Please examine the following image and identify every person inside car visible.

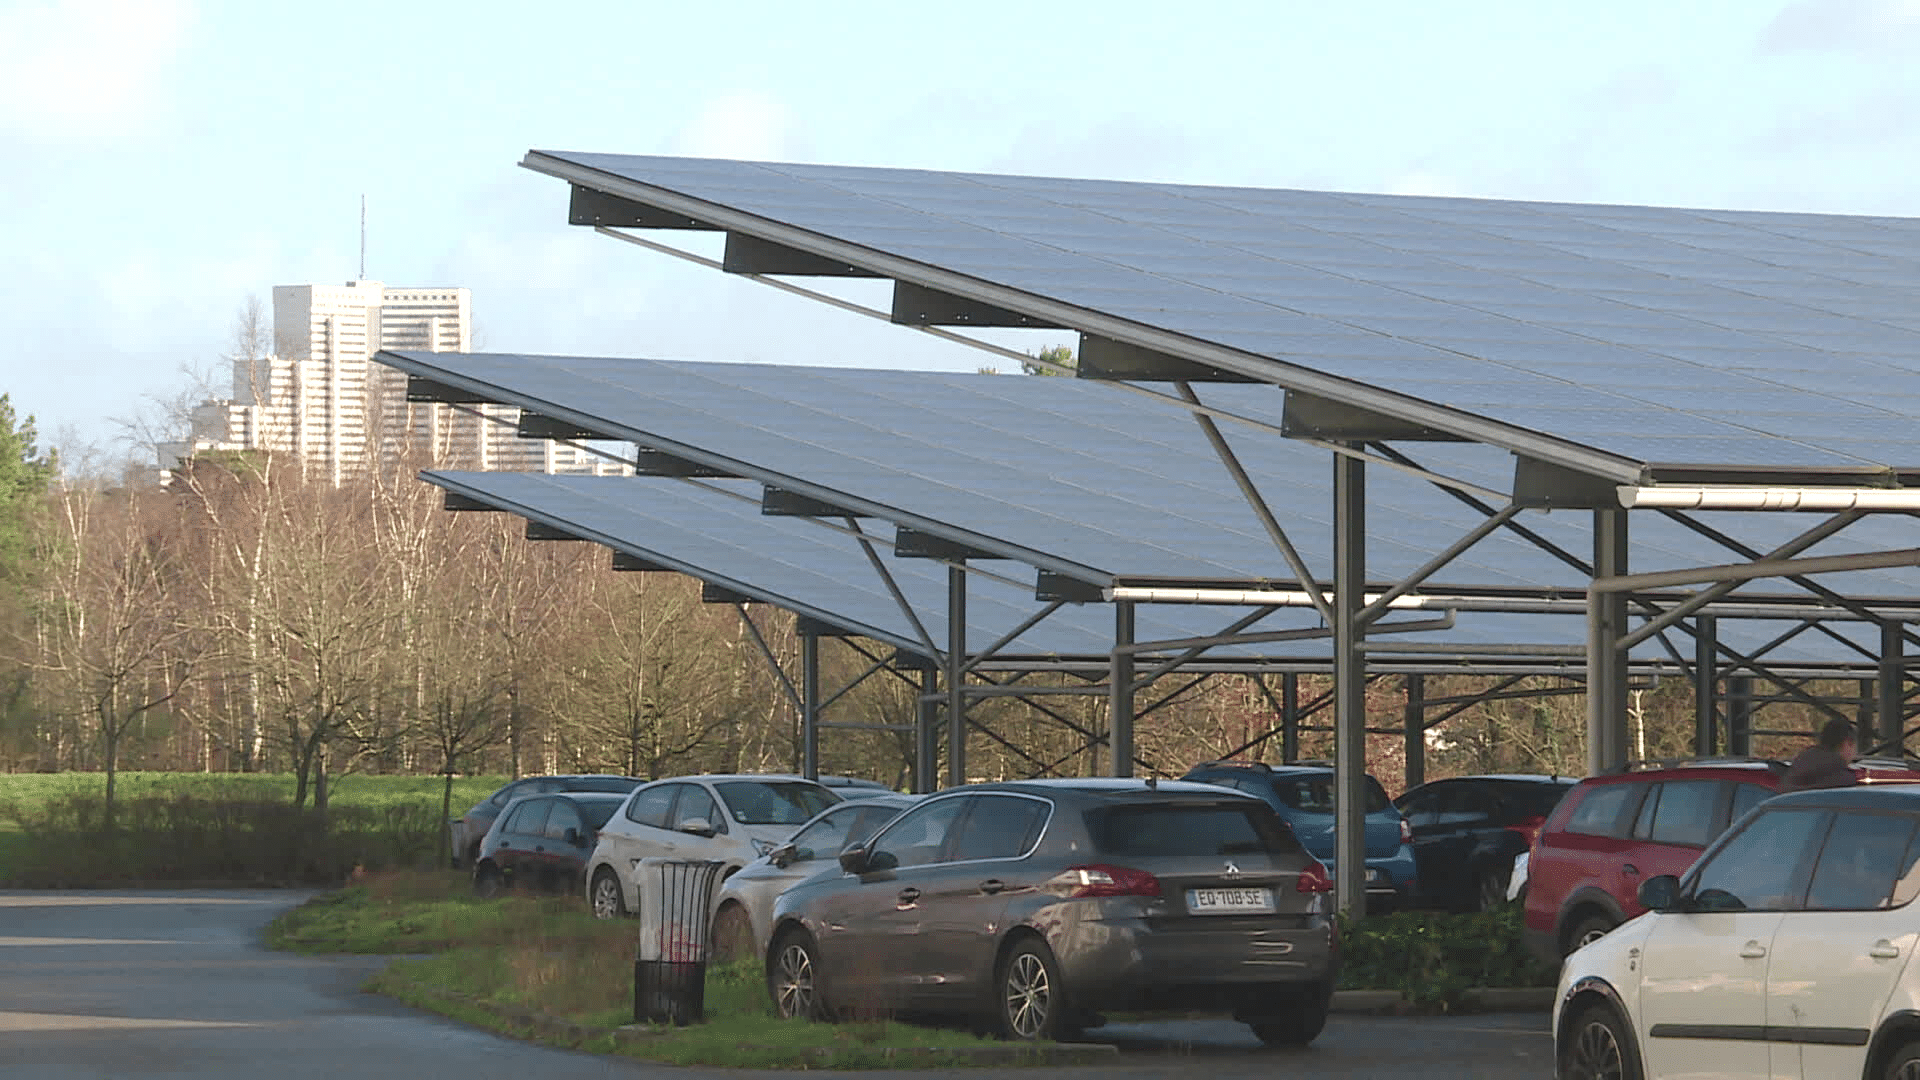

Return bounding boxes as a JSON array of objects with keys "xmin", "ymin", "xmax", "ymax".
[{"xmin": 1782, "ymin": 718, "xmax": 1860, "ymax": 793}]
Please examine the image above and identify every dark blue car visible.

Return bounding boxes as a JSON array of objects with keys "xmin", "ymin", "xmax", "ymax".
[{"xmin": 1180, "ymin": 760, "xmax": 1418, "ymax": 907}]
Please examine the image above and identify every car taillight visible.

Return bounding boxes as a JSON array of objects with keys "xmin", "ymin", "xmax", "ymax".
[
  {"xmin": 1056, "ymin": 864, "xmax": 1162, "ymax": 898},
  {"xmin": 1399, "ymin": 818, "xmax": 1413, "ymax": 845},
  {"xmin": 1505, "ymin": 814, "xmax": 1548, "ymax": 848},
  {"xmin": 1297, "ymin": 860, "xmax": 1335, "ymax": 894}
]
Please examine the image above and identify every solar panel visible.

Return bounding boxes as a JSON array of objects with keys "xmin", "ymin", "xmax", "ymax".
[{"xmin": 527, "ymin": 151, "xmax": 1920, "ymax": 480}]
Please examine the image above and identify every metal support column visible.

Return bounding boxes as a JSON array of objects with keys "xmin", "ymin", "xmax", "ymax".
[
  {"xmin": 1282, "ymin": 674, "xmax": 1300, "ymax": 763},
  {"xmin": 1403, "ymin": 674, "xmax": 1425, "ymax": 790},
  {"xmin": 1333, "ymin": 450, "xmax": 1367, "ymax": 918},
  {"xmin": 946, "ymin": 564, "xmax": 967, "ymax": 788},
  {"xmin": 1881, "ymin": 623, "xmax": 1905, "ymax": 753},
  {"xmin": 916, "ymin": 663, "xmax": 939, "ymax": 793},
  {"xmin": 800, "ymin": 630, "xmax": 820, "ymax": 780},
  {"xmin": 1728, "ymin": 675, "xmax": 1754, "ymax": 756},
  {"xmin": 1110, "ymin": 600, "xmax": 1136, "ymax": 778},
  {"xmin": 1859, "ymin": 678, "xmax": 1877, "ymax": 756},
  {"xmin": 1586, "ymin": 509, "xmax": 1631, "ymax": 776},
  {"xmin": 1695, "ymin": 615, "xmax": 1719, "ymax": 756}
]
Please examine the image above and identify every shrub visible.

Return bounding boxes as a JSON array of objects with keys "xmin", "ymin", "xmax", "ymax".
[{"xmin": 1338, "ymin": 904, "xmax": 1556, "ymax": 1009}]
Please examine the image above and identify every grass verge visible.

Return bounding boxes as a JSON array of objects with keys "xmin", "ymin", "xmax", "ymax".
[{"xmin": 268, "ymin": 870, "xmax": 1077, "ymax": 1069}]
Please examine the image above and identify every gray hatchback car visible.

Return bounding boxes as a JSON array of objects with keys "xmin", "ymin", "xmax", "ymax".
[{"xmin": 764, "ymin": 778, "xmax": 1338, "ymax": 1044}]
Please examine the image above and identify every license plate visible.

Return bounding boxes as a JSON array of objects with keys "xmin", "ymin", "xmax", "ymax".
[
  {"xmin": 1366, "ymin": 867, "xmax": 1384, "ymax": 883},
  {"xmin": 1186, "ymin": 887, "xmax": 1276, "ymax": 914}
]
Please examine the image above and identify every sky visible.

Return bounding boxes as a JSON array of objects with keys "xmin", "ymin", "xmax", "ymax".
[{"xmin": 4, "ymin": 0, "xmax": 1919, "ymax": 462}]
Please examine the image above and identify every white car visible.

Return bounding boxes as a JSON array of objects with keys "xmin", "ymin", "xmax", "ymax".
[
  {"xmin": 586, "ymin": 774, "xmax": 840, "ymax": 920},
  {"xmin": 1554, "ymin": 784, "xmax": 1920, "ymax": 1080},
  {"xmin": 709, "ymin": 793, "xmax": 920, "ymax": 961}
]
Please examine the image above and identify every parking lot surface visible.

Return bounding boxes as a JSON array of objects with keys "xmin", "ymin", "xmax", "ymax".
[{"xmin": 0, "ymin": 889, "xmax": 1550, "ymax": 1079}]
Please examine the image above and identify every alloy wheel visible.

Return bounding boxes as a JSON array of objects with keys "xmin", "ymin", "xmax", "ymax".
[
  {"xmin": 1003, "ymin": 952, "xmax": 1052, "ymax": 1039},
  {"xmin": 773, "ymin": 941, "xmax": 817, "ymax": 1020},
  {"xmin": 591, "ymin": 875, "xmax": 623, "ymax": 920},
  {"xmin": 1565, "ymin": 1016, "xmax": 1625, "ymax": 1080}
]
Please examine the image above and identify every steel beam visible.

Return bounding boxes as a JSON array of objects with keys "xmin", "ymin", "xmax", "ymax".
[
  {"xmin": 947, "ymin": 564, "xmax": 967, "ymax": 788},
  {"xmin": 1333, "ymin": 449, "xmax": 1367, "ymax": 917},
  {"xmin": 1728, "ymin": 676, "xmax": 1754, "ymax": 755},
  {"xmin": 1284, "ymin": 674, "xmax": 1301, "ymax": 762},
  {"xmin": 801, "ymin": 631, "xmax": 820, "ymax": 780},
  {"xmin": 1404, "ymin": 675, "xmax": 1426, "ymax": 790},
  {"xmin": 1695, "ymin": 615, "xmax": 1719, "ymax": 755},
  {"xmin": 1882, "ymin": 623, "xmax": 1906, "ymax": 752},
  {"xmin": 1587, "ymin": 509, "xmax": 1631, "ymax": 775},
  {"xmin": 916, "ymin": 664, "xmax": 938, "ymax": 794},
  {"xmin": 1110, "ymin": 600, "xmax": 1136, "ymax": 778}
]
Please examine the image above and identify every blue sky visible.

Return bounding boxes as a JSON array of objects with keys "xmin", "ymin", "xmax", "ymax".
[{"xmin": 4, "ymin": 0, "xmax": 1918, "ymax": 460}]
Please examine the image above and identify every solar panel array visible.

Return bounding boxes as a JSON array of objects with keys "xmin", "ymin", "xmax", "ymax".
[
  {"xmin": 534, "ymin": 151, "xmax": 1920, "ymax": 482},
  {"xmin": 388, "ymin": 351, "xmax": 1905, "ymax": 669}
]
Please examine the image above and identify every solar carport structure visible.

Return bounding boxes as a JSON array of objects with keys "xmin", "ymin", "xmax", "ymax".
[{"xmin": 403, "ymin": 150, "xmax": 1920, "ymax": 912}]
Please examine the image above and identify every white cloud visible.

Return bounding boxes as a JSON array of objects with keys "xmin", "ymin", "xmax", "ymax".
[
  {"xmin": 1758, "ymin": 0, "xmax": 1920, "ymax": 53},
  {"xmin": 671, "ymin": 91, "xmax": 799, "ymax": 161},
  {"xmin": 0, "ymin": 0, "xmax": 192, "ymax": 138}
]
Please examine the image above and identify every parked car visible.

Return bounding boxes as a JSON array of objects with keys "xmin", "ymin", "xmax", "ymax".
[
  {"xmin": 586, "ymin": 774, "xmax": 841, "ymax": 920},
  {"xmin": 1393, "ymin": 774, "xmax": 1575, "ymax": 911},
  {"xmin": 471, "ymin": 791, "xmax": 629, "ymax": 898},
  {"xmin": 814, "ymin": 775, "xmax": 898, "ymax": 799},
  {"xmin": 1556, "ymin": 784, "xmax": 1920, "ymax": 1080},
  {"xmin": 450, "ymin": 774, "xmax": 641, "ymax": 869},
  {"xmin": 764, "ymin": 778, "xmax": 1339, "ymax": 1045},
  {"xmin": 710, "ymin": 793, "xmax": 922, "ymax": 961},
  {"xmin": 1180, "ymin": 760, "xmax": 1418, "ymax": 907},
  {"xmin": 1523, "ymin": 754, "xmax": 1920, "ymax": 963}
]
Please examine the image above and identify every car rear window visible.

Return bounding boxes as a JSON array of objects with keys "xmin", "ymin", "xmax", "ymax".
[
  {"xmin": 716, "ymin": 781, "xmax": 839, "ymax": 825},
  {"xmin": 579, "ymin": 801, "xmax": 621, "ymax": 829},
  {"xmin": 1089, "ymin": 803, "xmax": 1303, "ymax": 857},
  {"xmin": 1268, "ymin": 775, "xmax": 1391, "ymax": 815},
  {"xmin": 1563, "ymin": 783, "xmax": 1637, "ymax": 837},
  {"xmin": 568, "ymin": 777, "xmax": 641, "ymax": 794}
]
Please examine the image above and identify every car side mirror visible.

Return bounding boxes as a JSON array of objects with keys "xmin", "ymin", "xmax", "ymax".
[
  {"xmin": 677, "ymin": 819, "xmax": 717, "ymax": 838},
  {"xmin": 838, "ymin": 844, "xmax": 872, "ymax": 874},
  {"xmin": 769, "ymin": 843, "xmax": 798, "ymax": 868},
  {"xmin": 1637, "ymin": 874, "xmax": 1681, "ymax": 912}
]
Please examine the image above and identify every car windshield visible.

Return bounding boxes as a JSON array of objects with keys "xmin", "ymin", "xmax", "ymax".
[
  {"xmin": 1270, "ymin": 776, "xmax": 1391, "ymax": 815},
  {"xmin": 1089, "ymin": 803, "xmax": 1303, "ymax": 856},
  {"xmin": 715, "ymin": 781, "xmax": 839, "ymax": 826}
]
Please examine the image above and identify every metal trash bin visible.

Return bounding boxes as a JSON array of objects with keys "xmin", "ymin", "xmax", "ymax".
[{"xmin": 632, "ymin": 858, "xmax": 727, "ymax": 1025}]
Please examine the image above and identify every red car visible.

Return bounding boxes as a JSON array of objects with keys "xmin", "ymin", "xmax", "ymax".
[{"xmin": 1522, "ymin": 755, "xmax": 1920, "ymax": 964}]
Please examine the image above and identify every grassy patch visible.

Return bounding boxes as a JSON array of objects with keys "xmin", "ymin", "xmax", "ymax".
[
  {"xmin": 273, "ymin": 870, "xmax": 1034, "ymax": 1068},
  {"xmin": 1339, "ymin": 905, "xmax": 1556, "ymax": 1008}
]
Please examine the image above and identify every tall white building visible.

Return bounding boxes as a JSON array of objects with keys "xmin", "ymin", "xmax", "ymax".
[{"xmin": 166, "ymin": 281, "xmax": 624, "ymax": 481}]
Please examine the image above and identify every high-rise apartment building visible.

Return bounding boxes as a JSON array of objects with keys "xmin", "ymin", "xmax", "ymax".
[{"xmin": 166, "ymin": 281, "xmax": 624, "ymax": 481}]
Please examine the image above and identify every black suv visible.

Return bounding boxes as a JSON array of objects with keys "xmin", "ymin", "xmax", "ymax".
[{"xmin": 1393, "ymin": 774, "xmax": 1575, "ymax": 911}]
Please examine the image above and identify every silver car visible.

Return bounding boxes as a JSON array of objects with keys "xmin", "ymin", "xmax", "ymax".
[
  {"xmin": 765, "ymin": 779, "xmax": 1338, "ymax": 1044},
  {"xmin": 711, "ymin": 794, "xmax": 921, "ymax": 961}
]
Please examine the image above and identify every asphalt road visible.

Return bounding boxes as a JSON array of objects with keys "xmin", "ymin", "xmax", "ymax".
[{"xmin": 0, "ymin": 890, "xmax": 1553, "ymax": 1079}]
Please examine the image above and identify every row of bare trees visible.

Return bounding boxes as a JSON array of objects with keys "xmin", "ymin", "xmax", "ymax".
[{"xmin": 0, "ymin": 410, "xmax": 1835, "ymax": 816}]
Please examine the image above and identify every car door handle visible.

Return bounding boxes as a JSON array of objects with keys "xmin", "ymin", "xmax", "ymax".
[
  {"xmin": 979, "ymin": 879, "xmax": 1005, "ymax": 895},
  {"xmin": 897, "ymin": 888, "xmax": 921, "ymax": 905},
  {"xmin": 1740, "ymin": 940, "xmax": 1767, "ymax": 959},
  {"xmin": 1871, "ymin": 940, "xmax": 1901, "ymax": 959},
  {"xmin": 1621, "ymin": 863, "xmax": 1640, "ymax": 876}
]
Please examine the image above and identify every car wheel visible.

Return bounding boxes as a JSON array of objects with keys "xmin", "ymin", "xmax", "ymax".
[
  {"xmin": 995, "ymin": 939, "xmax": 1075, "ymax": 1042},
  {"xmin": 711, "ymin": 902, "xmax": 753, "ymax": 964},
  {"xmin": 472, "ymin": 863, "xmax": 504, "ymax": 899},
  {"xmin": 1566, "ymin": 913, "xmax": 1617, "ymax": 956},
  {"xmin": 1887, "ymin": 1041, "xmax": 1920, "ymax": 1080},
  {"xmin": 1246, "ymin": 982, "xmax": 1332, "ymax": 1047},
  {"xmin": 769, "ymin": 928, "xmax": 830, "ymax": 1021},
  {"xmin": 1476, "ymin": 866, "xmax": 1511, "ymax": 911},
  {"xmin": 1559, "ymin": 1002, "xmax": 1642, "ymax": 1080},
  {"xmin": 590, "ymin": 868, "xmax": 627, "ymax": 920}
]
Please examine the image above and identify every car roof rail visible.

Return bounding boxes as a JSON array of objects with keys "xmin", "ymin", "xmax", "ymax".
[
  {"xmin": 1851, "ymin": 755, "xmax": 1920, "ymax": 771},
  {"xmin": 1610, "ymin": 755, "xmax": 1787, "ymax": 774},
  {"xmin": 1283, "ymin": 759, "xmax": 1336, "ymax": 769},
  {"xmin": 1190, "ymin": 759, "xmax": 1274, "ymax": 773}
]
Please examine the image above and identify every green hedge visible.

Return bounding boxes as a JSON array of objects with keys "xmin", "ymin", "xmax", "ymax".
[
  {"xmin": 1338, "ymin": 904, "xmax": 1556, "ymax": 1008},
  {"xmin": 0, "ymin": 793, "xmax": 446, "ymax": 887}
]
